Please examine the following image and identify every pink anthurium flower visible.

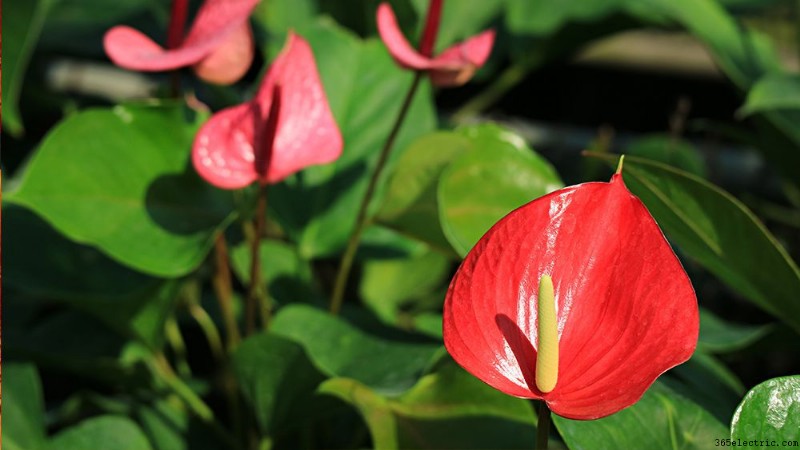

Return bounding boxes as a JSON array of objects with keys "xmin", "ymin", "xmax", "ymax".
[
  {"xmin": 376, "ymin": 0, "xmax": 495, "ymax": 87},
  {"xmin": 443, "ymin": 167, "xmax": 699, "ymax": 420},
  {"xmin": 192, "ymin": 32, "xmax": 343, "ymax": 189},
  {"xmin": 104, "ymin": 0, "xmax": 259, "ymax": 84}
]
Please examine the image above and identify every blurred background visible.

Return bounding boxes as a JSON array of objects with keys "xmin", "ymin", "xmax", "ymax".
[{"xmin": 3, "ymin": 0, "xmax": 800, "ymax": 448}]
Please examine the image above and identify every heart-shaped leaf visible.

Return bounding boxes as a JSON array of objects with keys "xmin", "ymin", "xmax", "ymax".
[
  {"xmin": 438, "ymin": 124, "xmax": 563, "ymax": 256},
  {"xmin": 9, "ymin": 103, "xmax": 235, "ymax": 277},
  {"xmin": 271, "ymin": 304, "xmax": 442, "ymax": 394}
]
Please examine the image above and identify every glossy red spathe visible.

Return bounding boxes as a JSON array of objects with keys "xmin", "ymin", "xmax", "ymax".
[
  {"xmin": 443, "ymin": 172, "xmax": 699, "ymax": 420},
  {"xmin": 192, "ymin": 33, "xmax": 342, "ymax": 189},
  {"xmin": 104, "ymin": 0, "xmax": 258, "ymax": 84},
  {"xmin": 376, "ymin": 0, "xmax": 495, "ymax": 87}
]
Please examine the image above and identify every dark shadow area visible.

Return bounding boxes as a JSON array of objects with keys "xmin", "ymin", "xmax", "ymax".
[
  {"xmin": 145, "ymin": 166, "xmax": 233, "ymax": 235},
  {"xmin": 495, "ymin": 314, "xmax": 538, "ymax": 393},
  {"xmin": 270, "ymin": 161, "xmax": 368, "ymax": 233}
]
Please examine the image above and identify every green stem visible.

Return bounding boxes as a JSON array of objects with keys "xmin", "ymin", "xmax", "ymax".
[
  {"xmin": 536, "ymin": 401, "xmax": 551, "ymax": 450},
  {"xmin": 187, "ymin": 302, "xmax": 225, "ymax": 362},
  {"xmin": 329, "ymin": 73, "xmax": 423, "ymax": 315},
  {"xmin": 151, "ymin": 352, "xmax": 237, "ymax": 449},
  {"xmin": 450, "ymin": 54, "xmax": 542, "ymax": 125},
  {"xmin": 246, "ymin": 184, "xmax": 271, "ymax": 333},
  {"xmin": 213, "ymin": 234, "xmax": 241, "ymax": 351},
  {"xmin": 164, "ymin": 317, "xmax": 191, "ymax": 377}
]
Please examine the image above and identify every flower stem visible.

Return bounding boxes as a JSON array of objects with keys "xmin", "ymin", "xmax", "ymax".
[
  {"xmin": 246, "ymin": 183, "xmax": 271, "ymax": 333},
  {"xmin": 187, "ymin": 302, "xmax": 225, "ymax": 363},
  {"xmin": 213, "ymin": 234, "xmax": 241, "ymax": 351},
  {"xmin": 329, "ymin": 72, "xmax": 423, "ymax": 315},
  {"xmin": 151, "ymin": 352, "xmax": 237, "ymax": 449},
  {"xmin": 536, "ymin": 401, "xmax": 551, "ymax": 450}
]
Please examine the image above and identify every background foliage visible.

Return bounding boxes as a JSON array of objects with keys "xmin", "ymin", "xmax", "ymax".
[{"xmin": 3, "ymin": 0, "xmax": 800, "ymax": 449}]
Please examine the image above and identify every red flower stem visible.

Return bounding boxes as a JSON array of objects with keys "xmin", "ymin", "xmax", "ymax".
[
  {"xmin": 329, "ymin": 72, "xmax": 423, "ymax": 315},
  {"xmin": 167, "ymin": 0, "xmax": 188, "ymax": 97},
  {"xmin": 536, "ymin": 401, "xmax": 551, "ymax": 450},
  {"xmin": 246, "ymin": 183, "xmax": 270, "ymax": 333},
  {"xmin": 419, "ymin": 0, "xmax": 443, "ymax": 57},
  {"xmin": 167, "ymin": 0, "xmax": 188, "ymax": 49},
  {"xmin": 212, "ymin": 234, "xmax": 241, "ymax": 350}
]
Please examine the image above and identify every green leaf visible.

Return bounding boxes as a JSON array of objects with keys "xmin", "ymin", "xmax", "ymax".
[
  {"xmin": 49, "ymin": 416, "xmax": 153, "ymax": 450},
  {"xmin": 740, "ymin": 74, "xmax": 800, "ymax": 117},
  {"xmin": 698, "ymin": 309, "xmax": 771, "ymax": 353},
  {"xmin": 232, "ymin": 333, "xmax": 326, "ymax": 437},
  {"xmin": 7, "ymin": 310, "xmax": 150, "ymax": 386},
  {"xmin": 378, "ymin": 132, "xmax": 473, "ymax": 253},
  {"xmin": 9, "ymin": 103, "xmax": 234, "ymax": 277},
  {"xmin": 506, "ymin": 0, "xmax": 626, "ymax": 36},
  {"xmin": 2, "ymin": 0, "xmax": 55, "ymax": 136},
  {"xmin": 665, "ymin": 351, "xmax": 745, "ymax": 423},
  {"xmin": 320, "ymin": 359, "xmax": 537, "ymax": 450},
  {"xmin": 594, "ymin": 154, "xmax": 800, "ymax": 334},
  {"xmin": 271, "ymin": 304, "xmax": 442, "ymax": 393},
  {"xmin": 3, "ymin": 364, "xmax": 48, "ymax": 450},
  {"xmin": 731, "ymin": 376, "xmax": 800, "ymax": 445},
  {"xmin": 438, "ymin": 124, "xmax": 563, "ymax": 256},
  {"xmin": 269, "ymin": 20, "xmax": 436, "ymax": 259},
  {"xmin": 360, "ymin": 249, "xmax": 449, "ymax": 325},
  {"xmin": 253, "ymin": 0, "xmax": 317, "ymax": 35},
  {"xmin": 229, "ymin": 239, "xmax": 319, "ymax": 306},
  {"xmin": 625, "ymin": 135, "xmax": 707, "ymax": 178},
  {"xmin": 554, "ymin": 382, "xmax": 729, "ymax": 450},
  {"xmin": 3, "ymin": 204, "xmax": 159, "ymax": 301}
]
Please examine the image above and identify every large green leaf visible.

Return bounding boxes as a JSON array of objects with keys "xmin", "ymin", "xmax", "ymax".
[
  {"xmin": 554, "ymin": 382, "xmax": 728, "ymax": 450},
  {"xmin": 271, "ymin": 304, "xmax": 442, "ymax": 394},
  {"xmin": 698, "ymin": 309, "xmax": 771, "ymax": 354},
  {"xmin": 9, "ymin": 103, "xmax": 234, "ymax": 277},
  {"xmin": 320, "ymin": 359, "xmax": 537, "ymax": 449},
  {"xmin": 594, "ymin": 154, "xmax": 800, "ymax": 333},
  {"xmin": 6, "ymin": 310, "xmax": 151, "ymax": 386},
  {"xmin": 232, "ymin": 333, "xmax": 326, "ymax": 437},
  {"xmin": 378, "ymin": 132, "xmax": 473, "ymax": 253},
  {"xmin": 269, "ymin": 20, "xmax": 436, "ymax": 259},
  {"xmin": 49, "ymin": 416, "xmax": 153, "ymax": 450},
  {"xmin": 625, "ymin": 135, "xmax": 707, "ymax": 178},
  {"xmin": 3, "ymin": 204, "xmax": 159, "ymax": 301},
  {"xmin": 359, "ymin": 248, "xmax": 449, "ymax": 325},
  {"xmin": 740, "ymin": 74, "xmax": 800, "ymax": 117},
  {"xmin": 506, "ymin": 0, "xmax": 626, "ymax": 36},
  {"xmin": 3, "ymin": 364, "xmax": 48, "ymax": 450},
  {"xmin": 323, "ymin": 372, "xmax": 537, "ymax": 448},
  {"xmin": 438, "ymin": 124, "xmax": 563, "ymax": 256},
  {"xmin": 2, "ymin": 0, "xmax": 55, "ymax": 135},
  {"xmin": 666, "ymin": 351, "xmax": 745, "ymax": 423},
  {"xmin": 731, "ymin": 376, "xmax": 800, "ymax": 446}
]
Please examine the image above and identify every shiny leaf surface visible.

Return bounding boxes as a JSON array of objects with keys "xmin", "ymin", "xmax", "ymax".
[{"xmin": 731, "ymin": 376, "xmax": 800, "ymax": 445}]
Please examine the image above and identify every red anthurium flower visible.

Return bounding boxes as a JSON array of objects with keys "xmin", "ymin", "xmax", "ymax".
[
  {"xmin": 104, "ymin": 0, "xmax": 259, "ymax": 84},
  {"xmin": 376, "ymin": 0, "xmax": 495, "ymax": 87},
  {"xmin": 192, "ymin": 32, "xmax": 342, "ymax": 189},
  {"xmin": 443, "ymin": 170, "xmax": 699, "ymax": 420}
]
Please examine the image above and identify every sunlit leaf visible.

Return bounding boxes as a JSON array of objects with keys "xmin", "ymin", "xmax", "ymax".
[
  {"xmin": 9, "ymin": 103, "xmax": 234, "ymax": 277},
  {"xmin": 731, "ymin": 376, "xmax": 800, "ymax": 445}
]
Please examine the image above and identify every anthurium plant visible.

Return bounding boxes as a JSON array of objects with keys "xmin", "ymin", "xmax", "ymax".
[{"xmin": 3, "ymin": 0, "xmax": 800, "ymax": 449}]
